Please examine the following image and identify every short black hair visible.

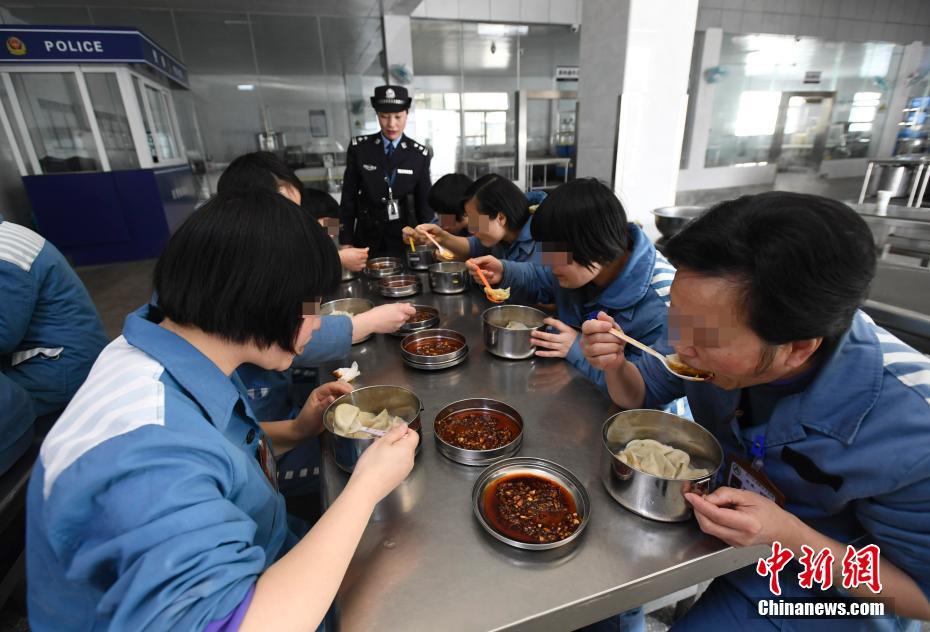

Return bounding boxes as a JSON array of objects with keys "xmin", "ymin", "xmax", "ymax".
[
  {"xmin": 531, "ymin": 178, "xmax": 630, "ymax": 268},
  {"xmin": 154, "ymin": 188, "xmax": 340, "ymax": 352},
  {"xmin": 463, "ymin": 174, "xmax": 531, "ymax": 230},
  {"xmin": 664, "ymin": 191, "xmax": 876, "ymax": 349},
  {"xmin": 217, "ymin": 151, "xmax": 304, "ymax": 200},
  {"xmin": 429, "ymin": 173, "xmax": 473, "ymax": 220},
  {"xmin": 302, "ymin": 187, "xmax": 340, "ymax": 220}
]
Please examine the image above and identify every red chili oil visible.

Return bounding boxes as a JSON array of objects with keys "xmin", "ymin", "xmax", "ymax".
[
  {"xmin": 435, "ymin": 408, "xmax": 520, "ymax": 450},
  {"xmin": 403, "ymin": 336, "xmax": 462, "ymax": 356},
  {"xmin": 483, "ymin": 473, "xmax": 581, "ymax": 544}
]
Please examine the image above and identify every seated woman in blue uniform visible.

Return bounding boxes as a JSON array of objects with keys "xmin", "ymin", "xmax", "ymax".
[
  {"xmin": 402, "ymin": 173, "xmax": 545, "ymax": 266},
  {"xmin": 581, "ymin": 192, "xmax": 930, "ymax": 630},
  {"xmin": 0, "ymin": 218, "xmax": 107, "ymax": 474},
  {"xmin": 217, "ymin": 152, "xmax": 414, "ymax": 423},
  {"xmin": 427, "ymin": 172, "xmax": 473, "ymax": 236},
  {"xmin": 466, "ymin": 178, "xmax": 675, "ymax": 391},
  {"xmin": 26, "ymin": 188, "xmax": 419, "ymax": 631}
]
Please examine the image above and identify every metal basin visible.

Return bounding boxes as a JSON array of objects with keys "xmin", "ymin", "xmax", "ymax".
[
  {"xmin": 392, "ymin": 304, "xmax": 440, "ymax": 337},
  {"xmin": 380, "ymin": 274, "xmax": 421, "ymax": 298},
  {"xmin": 473, "ymin": 457, "xmax": 590, "ymax": 550},
  {"xmin": 428, "ymin": 261, "xmax": 469, "ymax": 294},
  {"xmin": 323, "ymin": 385, "xmax": 423, "ymax": 473},
  {"xmin": 482, "ymin": 305, "xmax": 547, "ymax": 359},
  {"xmin": 601, "ymin": 409, "xmax": 723, "ymax": 522},
  {"xmin": 400, "ymin": 328, "xmax": 468, "ymax": 369},
  {"xmin": 406, "ymin": 245, "xmax": 437, "ymax": 271},
  {"xmin": 365, "ymin": 257, "xmax": 404, "ymax": 278},
  {"xmin": 652, "ymin": 206, "xmax": 706, "ymax": 240},
  {"xmin": 320, "ymin": 298, "xmax": 374, "ymax": 344}
]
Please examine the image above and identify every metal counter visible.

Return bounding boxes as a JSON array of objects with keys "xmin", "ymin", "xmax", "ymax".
[{"xmin": 320, "ymin": 274, "xmax": 763, "ymax": 632}]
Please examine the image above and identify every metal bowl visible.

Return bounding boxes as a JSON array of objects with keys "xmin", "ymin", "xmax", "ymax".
[
  {"xmin": 428, "ymin": 261, "xmax": 469, "ymax": 294},
  {"xmin": 365, "ymin": 256, "xmax": 404, "ymax": 278},
  {"xmin": 392, "ymin": 304, "xmax": 440, "ymax": 337},
  {"xmin": 380, "ymin": 274, "xmax": 421, "ymax": 298},
  {"xmin": 406, "ymin": 244, "xmax": 437, "ymax": 271},
  {"xmin": 433, "ymin": 398, "xmax": 523, "ymax": 466},
  {"xmin": 652, "ymin": 205, "xmax": 706, "ymax": 240},
  {"xmin": 473, "ymin": 457, "xmax": 590, "ymax": 550},
  {"xmin": 323, "ymin": 385, "xmax": 423, "ymax": 473},
  {"xmin": 601, "ymin": 409, "xmax": 723, "ymax": 522},
  {"xmin": 400, "ymin": 328, "xmax": 468, "ymax": 368},
  {"xmin": 320, "ymin": 298, "xmax": 374, "ymax": 344},
  {"xmin": 482, "ymin": 305, "xmax": 547, "ymax": 359}
]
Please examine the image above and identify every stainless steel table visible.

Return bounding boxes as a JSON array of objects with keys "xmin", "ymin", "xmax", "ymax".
[{"xmin": 320, "ymin": 274, "xmax": 763, "ymax": 632}]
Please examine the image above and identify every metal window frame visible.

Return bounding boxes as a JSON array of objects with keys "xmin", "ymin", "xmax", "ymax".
[
  {"xmin": 0, "ymin": 64, "xmax": 115, "ymax": 173},
  {"xmin": 128, "ymin": 69, "xmax": 187, "ymax": 168},
  {"xmin": 0, "ymin": 74, "xmax": 28, "ymax": 177}
]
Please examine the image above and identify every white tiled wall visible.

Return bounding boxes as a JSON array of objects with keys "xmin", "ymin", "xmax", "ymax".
[
  {"xmin": 697, "ymin": 0, "xmax": 930, "ymax": 43},
  {"xmin": 412, "ymin": 0, "xmax": 581, "ymax": 25}
]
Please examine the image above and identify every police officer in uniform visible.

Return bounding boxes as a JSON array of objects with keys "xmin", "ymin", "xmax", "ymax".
[{"xmin": 339, "ymin": 85, "xmax": 433, "ymax": 258}]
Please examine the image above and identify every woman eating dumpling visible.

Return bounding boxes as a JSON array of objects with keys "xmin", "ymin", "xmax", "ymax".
[{"xmin": 26, "ymin": 189, "xmax": 419, "ymax": 630}]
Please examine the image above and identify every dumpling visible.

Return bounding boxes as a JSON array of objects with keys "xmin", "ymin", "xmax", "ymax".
[
  {"xmin": 333, "ymin": 403, "xmax": 360, "ymax": 436},
  {"xmin": 368, "ymin": 409, "xmax": 393, "ymax": 431},
  {"xmin": 505, "ymin": 321, "xmax": 531, "ymax": 330},
  {"xmin": 615, "ymin": 438, "xmax": 709, "ymax": 479}
]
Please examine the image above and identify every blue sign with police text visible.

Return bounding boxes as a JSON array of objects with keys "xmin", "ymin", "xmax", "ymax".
[{"xmin": 0, "ymin": 25, "xmax": 188, "ymax": 88}]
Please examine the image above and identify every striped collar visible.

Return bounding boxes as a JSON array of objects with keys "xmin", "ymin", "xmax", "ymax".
[{"xmin": 123, "ymin": 305, "xmax": 253, "ymax": 432}]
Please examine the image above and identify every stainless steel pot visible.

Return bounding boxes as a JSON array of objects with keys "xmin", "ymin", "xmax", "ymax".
[
  {"xmin": 482, "ymin": 305, "xmax": 546, "ymax": 359},
  {"xmin": 652, "ymin": 206, "xmax": 706, "ymax": 240},
  {"xmin": 320, "ymin": 298, "xmax": 374, "ymax": 344},
  {"xmin": 600, "ymin": 409, "xmax": 723, "ymax": 522},
  {"xmin": 406, "ymin": 245, "xmax": 437, "ymax": 271},
  {"xmin": 323, "ymin": 385, "xmax": 423, "ymax": 473},
  {"xmin": 428, "ymin": 261, "xmax": 468, "ymax": 294}
]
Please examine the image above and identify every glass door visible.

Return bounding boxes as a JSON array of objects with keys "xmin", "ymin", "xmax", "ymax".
[{"xmin": 769, "ymin": 91, "xmax": 835, "ymax": 173}]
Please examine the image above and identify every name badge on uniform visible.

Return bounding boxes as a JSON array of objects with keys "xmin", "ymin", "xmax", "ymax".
[
  {"xmin": 398, "ymin": 168, "xmax": 413, "ymax": 175},
  {"xmin": 362, "ymin": 164, "xmax": 377, "ymax": 171},
  {"xmin": 724, "ymin": 452, "xmax": 786, "ymax": 506},
  {"xmin": 387, "ymin": 198, "xmax": 400, "ymax": 221}
]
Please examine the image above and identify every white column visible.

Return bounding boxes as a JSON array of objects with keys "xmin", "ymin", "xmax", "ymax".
[
  {"xmin": 877, "ymin": 41, "xmax": 924, "ymax": 158},
  {"xmin": 686, "ymin": 28, "xmax": 722, "ymax": 172},
  {"xmin": 577, "ymin": 0, "xmax": 699, "ymax": 240}
]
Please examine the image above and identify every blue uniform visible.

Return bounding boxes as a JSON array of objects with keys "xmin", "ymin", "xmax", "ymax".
[
  {"xmin": 27, "ymin": 305, "xmax": 299, "ymax": 630},
  {"xmin": 0, "ymin": 220, "xmax": 107, "ymax": 471},
  {"xmin": 500, "ymin": 223, "xmax": 675, "ymax": 391},
  {"xmin": 635, "ymin": 313, "xmax": 930, "ymax": 631}
]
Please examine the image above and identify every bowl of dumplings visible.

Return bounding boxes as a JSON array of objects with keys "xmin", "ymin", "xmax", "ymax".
[
  {"xmin": 600, "ymin": 409, "xmax": 723, "ymax": 522},
  {"xmin": 481, "ymin": 305, "xmax": 547, "ymax": 360},
  {"xmin": 323, "ymin": 385, "xmax": 423, "ymax": 473}
]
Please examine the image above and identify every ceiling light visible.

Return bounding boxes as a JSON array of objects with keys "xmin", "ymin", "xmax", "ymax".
[{"xmin": 237, "ymin": 84, "xmax": 255, "ymax": 91}]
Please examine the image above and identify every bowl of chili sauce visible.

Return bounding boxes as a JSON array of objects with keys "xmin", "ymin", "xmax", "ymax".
[
  {"xmin": 472, "ymin": 457, "xmax": 590, "ymax": 550},
  {"xmin": 400, "ymin": 328, "xmax": 468, "ymax": 369},
  {"xmin": 434, "ymin": 398, "xmax": 523, "ymax": 465}
]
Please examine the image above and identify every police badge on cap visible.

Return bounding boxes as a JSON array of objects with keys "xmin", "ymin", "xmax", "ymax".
[{"xmin": 371, "ymin": 85, "xmax": 412, "ymax": 113}]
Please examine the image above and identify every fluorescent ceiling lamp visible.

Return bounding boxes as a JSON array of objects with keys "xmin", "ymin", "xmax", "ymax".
[
  {"xmin": 237, "ymin": 84, "xmax": 255, "ymax": 91},
  {"xmin": 477, "ymin": 23, "xmax": 528, "ymax": 37}
]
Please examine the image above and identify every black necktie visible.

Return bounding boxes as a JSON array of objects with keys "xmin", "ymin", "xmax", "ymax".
[{"xmin": 385, "ymin": 142, "xmax": 395, "ymax": 159}]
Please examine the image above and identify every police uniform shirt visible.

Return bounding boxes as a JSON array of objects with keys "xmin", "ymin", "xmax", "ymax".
[{"xmin": 339, "ymin": 132, "xmax": 433, "ymax": 256}]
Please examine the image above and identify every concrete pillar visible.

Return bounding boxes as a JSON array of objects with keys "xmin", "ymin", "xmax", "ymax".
[
  {"xmin": 577, "ymin": 0, "xmax": 699, "ymax": 237},
  {"xmin": 877, "ymin": 41, "xmax": 924, "ymax": 158}
]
